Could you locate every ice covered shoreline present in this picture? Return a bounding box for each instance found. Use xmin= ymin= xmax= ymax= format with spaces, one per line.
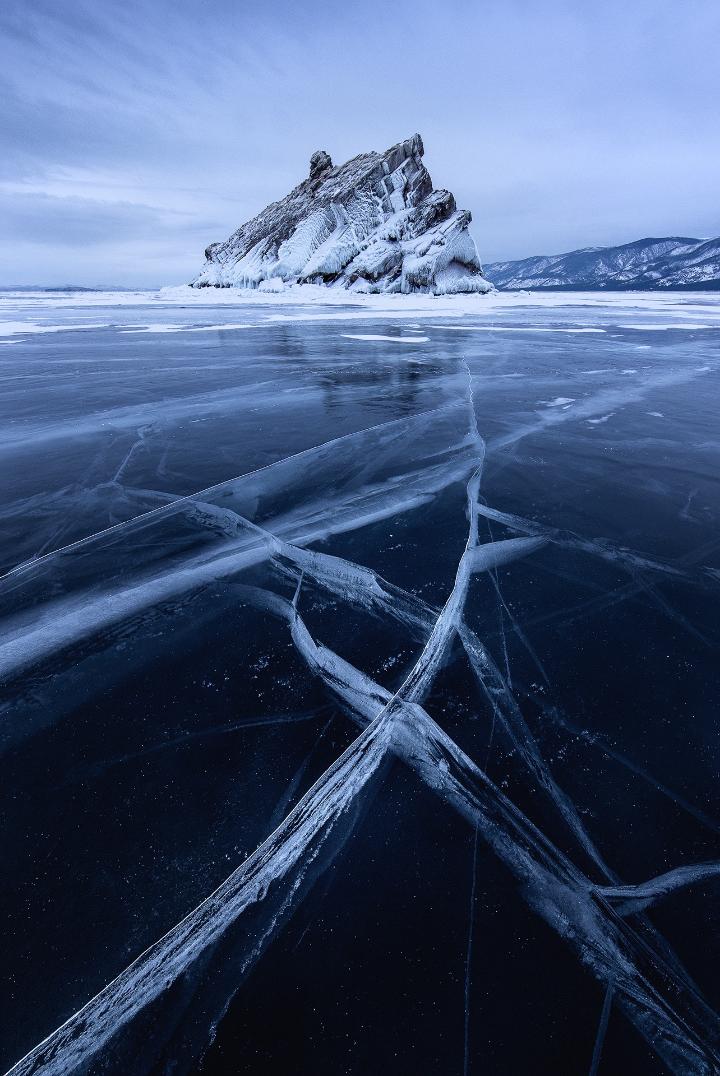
xmin=2 ymin=283 xmax=720 ymax=313
xmin=1 ymin=287 xmax=719 ymax=343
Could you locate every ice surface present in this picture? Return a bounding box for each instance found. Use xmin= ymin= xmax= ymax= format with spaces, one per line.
xmin=0 ymin=401 xmax=480 ymax=682
xmin=10 ymin=456 xmax=718 ymax=1075
xmin=2 ymin=290 xmax=720 ymax=1075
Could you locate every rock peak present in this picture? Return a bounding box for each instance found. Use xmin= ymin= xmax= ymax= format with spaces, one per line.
xmin=309 ymin=150 xmax=332 ymax=178
xmin=193 ymin=135 xmax=490 ymax=295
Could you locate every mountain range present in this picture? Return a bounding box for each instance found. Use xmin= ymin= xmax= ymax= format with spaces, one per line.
xmin=485 ymin=237 xmax=720 ymax=290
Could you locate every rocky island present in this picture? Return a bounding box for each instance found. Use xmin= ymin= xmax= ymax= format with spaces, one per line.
xmin=192 ymin=134 xmax=491 ymax=295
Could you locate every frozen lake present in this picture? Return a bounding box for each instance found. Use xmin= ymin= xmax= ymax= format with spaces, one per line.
xmin=2 ymin=288 xmax=720 ymax=1075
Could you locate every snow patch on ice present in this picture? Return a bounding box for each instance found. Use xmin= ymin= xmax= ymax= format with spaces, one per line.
xmin=428 ymin=325 xmax=606 ymax=333
xmin=120 ymin=323 xmax=255 ymax=334
xmin=341 ymin=333 xmax=429 ymax=343
xmin=618 ymin=323 xmax=716 ymax=330
xmin=0 ymin=321 xmax=109 ymax=337
xmin=587 ymin=413 xmax=615 ymax=425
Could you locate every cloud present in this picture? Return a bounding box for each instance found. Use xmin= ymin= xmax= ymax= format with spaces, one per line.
xmin=0 ymin=190 xmax=219 ymax=247
xmin=0 ymin=0 xmax=718 ymax=282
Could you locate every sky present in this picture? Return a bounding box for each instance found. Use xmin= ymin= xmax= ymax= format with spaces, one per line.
xmin=0 ymin=0 xmax=718 ymax=286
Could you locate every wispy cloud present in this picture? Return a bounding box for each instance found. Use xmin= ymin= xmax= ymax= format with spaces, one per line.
xmin=0 ymin=190 xmax=215 ymax=246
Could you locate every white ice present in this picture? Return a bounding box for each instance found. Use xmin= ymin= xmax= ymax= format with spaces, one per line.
xmin=340 ymin=333 xmax=430 ymax=343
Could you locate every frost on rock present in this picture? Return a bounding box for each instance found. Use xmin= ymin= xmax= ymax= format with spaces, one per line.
xmin=192 ymin=134 xmax=492 ymax=295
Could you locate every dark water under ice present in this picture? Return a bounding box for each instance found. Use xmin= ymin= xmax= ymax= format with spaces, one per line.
xmin=1 ymin=292 xmax=719 ymax=1075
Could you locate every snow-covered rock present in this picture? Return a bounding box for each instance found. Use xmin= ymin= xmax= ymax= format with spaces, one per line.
xmin=485 ymin=237 xmax=720 ymax=291
xmin=192 ymin=134 xmax=491 ymax=295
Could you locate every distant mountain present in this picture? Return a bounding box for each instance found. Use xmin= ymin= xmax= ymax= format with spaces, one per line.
xmin=0 ymin=284 xmax=142 ymax=293
xmin=485 ymin=237 xmax=720 ymax=291
xmin=193 ymin=135 xmax=491 ymax=294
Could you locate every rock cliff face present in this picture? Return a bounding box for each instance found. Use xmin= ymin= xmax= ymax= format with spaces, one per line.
xmin=485 ymin=237 xmax=720 ymax=291
xmin=192 ymin=134 xmax=491 ymax=294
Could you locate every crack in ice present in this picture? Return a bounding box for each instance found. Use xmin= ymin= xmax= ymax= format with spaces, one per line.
xmin=4 ymin=367 xmax=720 ymax=1076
